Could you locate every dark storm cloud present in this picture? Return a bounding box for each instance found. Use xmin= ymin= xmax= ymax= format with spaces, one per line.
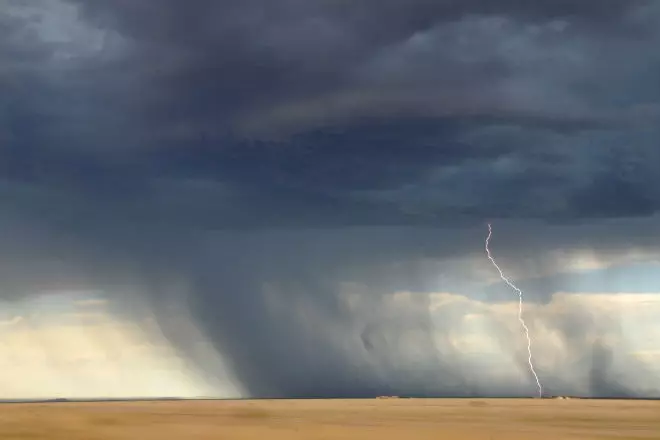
xmin=1 ymin=1 xmax=660 ymax=399
xmin=67 ymin=0 xmax=656 ymax=129
xmin=4 ymin=0 xmax=660 ymax=224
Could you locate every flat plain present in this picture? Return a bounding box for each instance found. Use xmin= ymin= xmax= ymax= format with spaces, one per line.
xmin=0 ymin=398 xmax=658 ymax=439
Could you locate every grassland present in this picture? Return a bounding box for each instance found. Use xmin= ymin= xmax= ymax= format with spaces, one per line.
xmin=0 ymin=398 xmax=658 ymax=439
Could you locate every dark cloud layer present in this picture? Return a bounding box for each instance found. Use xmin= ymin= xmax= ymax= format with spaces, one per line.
xmin=3 ymin=0 xmax=660 ymax=225
xmin=1 ymin=0 xmax=660 ymax=398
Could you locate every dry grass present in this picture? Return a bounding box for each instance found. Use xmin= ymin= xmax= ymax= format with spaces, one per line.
xmin=0 ymin=398 xmax=658 ymax=439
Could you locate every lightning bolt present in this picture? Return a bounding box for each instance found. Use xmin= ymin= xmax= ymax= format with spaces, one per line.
xmin=485 ymin=223 xmax=543 ymax=398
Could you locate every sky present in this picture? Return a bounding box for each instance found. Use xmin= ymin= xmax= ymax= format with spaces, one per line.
xmin=1 ymin=0 xmax=659 ymax=399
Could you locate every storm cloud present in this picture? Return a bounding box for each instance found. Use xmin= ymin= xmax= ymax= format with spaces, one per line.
xmin=1 ymin=0 xmax=659 ymax=398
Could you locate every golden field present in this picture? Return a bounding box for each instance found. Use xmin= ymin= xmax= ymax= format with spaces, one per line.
xmin=0 ymin=398 xmax=658 ymax=439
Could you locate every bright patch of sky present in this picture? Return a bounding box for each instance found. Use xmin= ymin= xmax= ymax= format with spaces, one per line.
xmin=0 ymin=290 xmax=244 ymax=399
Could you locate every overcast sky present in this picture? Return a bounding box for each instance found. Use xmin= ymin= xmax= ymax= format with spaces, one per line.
xmin=1 ymin=0 xmax=659 ymax=399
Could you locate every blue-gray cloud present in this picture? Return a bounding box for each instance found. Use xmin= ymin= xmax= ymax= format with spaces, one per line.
xmin=1 ymin=0 xmax=660 ymax=399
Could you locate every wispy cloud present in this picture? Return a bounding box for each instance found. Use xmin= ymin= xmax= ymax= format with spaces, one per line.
xmin=73 ymin=298 xmax=108 ymax=308
xmin=0 ymin=316 xmax=23 ymax=327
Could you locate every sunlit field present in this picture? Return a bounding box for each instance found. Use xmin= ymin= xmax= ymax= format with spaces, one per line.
xmin=0 ymin=398 xmax=658 ymax=439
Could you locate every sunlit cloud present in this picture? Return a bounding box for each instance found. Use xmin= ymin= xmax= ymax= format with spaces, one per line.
xmin=73 ymin=298 xmax=108 ymax=308
xmin=0 ymin=316 xmax=23 ymax=327
xmin=0 ymin=292 xmax=244 ymax=400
